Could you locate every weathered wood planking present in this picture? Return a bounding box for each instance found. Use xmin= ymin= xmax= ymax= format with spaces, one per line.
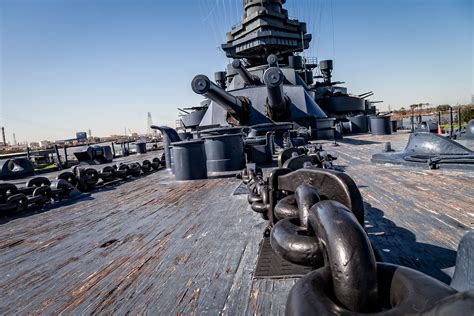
xmin=0 ymin=131 xmax=473 ymax=314
xmin=327 ymin=132 xmax=474 ymax=282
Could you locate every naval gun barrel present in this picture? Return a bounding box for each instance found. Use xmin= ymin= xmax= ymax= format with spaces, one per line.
xmin=192 ymin=75 xmax=242 ymax=115
xmin=264 ymin=67 xmax=287 ymax=115
xmin=359 ymin=91 xmax=374 ymax=99
xmin=232 ymin=59 xmax=256 ymax=85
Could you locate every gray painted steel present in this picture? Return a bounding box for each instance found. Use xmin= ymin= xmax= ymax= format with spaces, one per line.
xmin=152 ymin=126 xmax=181 ymax=170
xmin=465 ymin=120 xmax=474 ymax=139
xmin=312 ymin=118 xmax=336 ymax=140
xmin=177 ymin=132 xmax=192 ymax=141
xmin=222 ymin=0 xmax=310 ymax=65
xmin=317 ymin=96 xmax=365 ymax=114
xmin=198 ymin=85 xmax=328 ymax=127
xmin=135 ymin=143 xmax=146 ymax=154
xmin=180 ymin=109 xmax=207 ymax=129
xmin=169 ymin=146 xmax=174 ymax=174
xmin=348 ymin=115 xmax=369 ymax=134
xmin=371 ymin=132 xmax=474 ymax=170
xmin=370 ymin=116 xmax=392 ymax=135
xmin=391 ymin=121 xmax=398 ymax=133
xmin=0 ymin=158 xmax=35 ymax=180
xmin=171 ymin=140 xmax=207 ymax=180
xmin=245 ymin=133 xmax=274 ymax=165
xmin=204 ymin=134 xmax=245 ymax=172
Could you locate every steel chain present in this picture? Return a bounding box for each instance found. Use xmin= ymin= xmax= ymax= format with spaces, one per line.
xmin=0 ymin=157 xmax=164 ymax=216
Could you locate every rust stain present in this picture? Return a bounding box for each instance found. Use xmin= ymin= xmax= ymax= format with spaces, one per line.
xmin=177 ymin=277 xmax=194 ymax=305
xmin=71 ymin=257 xmax=130 ymax=299
xmin=157 ymin=180 xmax=226 ymax=207
xmin=174 ymin=253 xmax=192 ymax=265
xmin=188 ymin=288 xmax=201 ymax=311
xmin=0 ymin=239 xmax=25 ymax=249
xmin=37 ymin=233 xmax=72 ymax=251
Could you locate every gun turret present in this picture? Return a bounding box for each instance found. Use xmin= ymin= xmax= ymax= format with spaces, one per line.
xmin=191 ymin=75 xmax=250 ymax=125
xmin=263 ymin=67 xmax=289 ymax=120
xmin=231 ymin=59 xmax=258 ymax=86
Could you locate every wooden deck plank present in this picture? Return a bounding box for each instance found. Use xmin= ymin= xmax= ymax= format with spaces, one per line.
xmin=0 ymin=131 xmax=473 ymax=314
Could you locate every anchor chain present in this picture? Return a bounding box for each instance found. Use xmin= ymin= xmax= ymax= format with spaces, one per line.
xmin=0 ymin=157 xmax=164 ymax=216
xmin=269 ymin=188 xmax=473 ymax=314
xmin=240 ymin=145 xmax=363 ymax=228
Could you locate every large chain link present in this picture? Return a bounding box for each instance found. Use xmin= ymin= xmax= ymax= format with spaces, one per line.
xmin=238 ymin=143 xmax=473 ymax=314
xmin=283 ymin=198 xmax=472 ymax=314
xmin=0 ymin=156 xmax=164 ymax=216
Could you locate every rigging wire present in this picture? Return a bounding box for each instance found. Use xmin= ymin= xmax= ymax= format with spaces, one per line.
xmin=199 ymin=0 xmax=220 ymax=54
xmin=330 ymin=0 xmax=336 ymax=63
xmin=316 ymin=0 xmax=326 ymax=61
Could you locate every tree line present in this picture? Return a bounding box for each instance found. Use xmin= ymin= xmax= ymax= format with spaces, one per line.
xmin=393 ymin=103 xmax=473 ymax=124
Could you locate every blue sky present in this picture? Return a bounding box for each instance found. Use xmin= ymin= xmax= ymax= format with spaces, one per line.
xmin=0 ymin=0 xmax=472 ymax=142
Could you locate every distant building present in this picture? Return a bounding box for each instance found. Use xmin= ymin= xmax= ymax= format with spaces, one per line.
xmin=29 ymin=142 xmax=40 ymax=148
xmin=39 ymin=140 xmax=53 ymax=148
xmin=76 ymin=132 xmax=87 ymax=142
xmin=471 ymin=94 xmax=474 ymax=105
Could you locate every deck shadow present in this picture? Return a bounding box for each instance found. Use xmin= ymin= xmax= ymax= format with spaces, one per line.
xmin=337 ymin=138 xmax=382 ymax=146
xmin=364 ymin=202 xmax=457 ymax=284
xmin=333 ymin=165 xmax=348 ymax=172
xmin=208 ymin=173 xmax=238 ymax=180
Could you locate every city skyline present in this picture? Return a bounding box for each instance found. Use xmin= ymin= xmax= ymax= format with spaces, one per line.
xmin=1 ymin=0 xmax=473 ymax=143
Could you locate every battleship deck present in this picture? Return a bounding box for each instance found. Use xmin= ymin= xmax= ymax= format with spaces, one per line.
xmin=1 ymin=132 xmax=473 ymax=314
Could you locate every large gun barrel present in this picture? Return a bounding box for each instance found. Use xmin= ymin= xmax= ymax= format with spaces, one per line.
xmin=358 ymin=91 xmax=374 ymax=99
xmin=232 ymin=59 xmax=255 ymax=85
xmin=263 ymin=67 xmax=287 ymax=115
xmin=191 ymin=75 xmax=242 ymax=116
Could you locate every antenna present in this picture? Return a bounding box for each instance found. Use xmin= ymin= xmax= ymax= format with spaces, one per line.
xmin=147 ymin=112 xmax=154 ymax=137
xmin=1 ymin=127 xmax=6 ymax=146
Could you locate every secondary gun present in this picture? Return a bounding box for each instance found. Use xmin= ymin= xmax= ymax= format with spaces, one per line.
xmin=231 ymin=59 xmax=260 ymax=86
xmin=191 ymin=75 xmax=250 ymax=125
